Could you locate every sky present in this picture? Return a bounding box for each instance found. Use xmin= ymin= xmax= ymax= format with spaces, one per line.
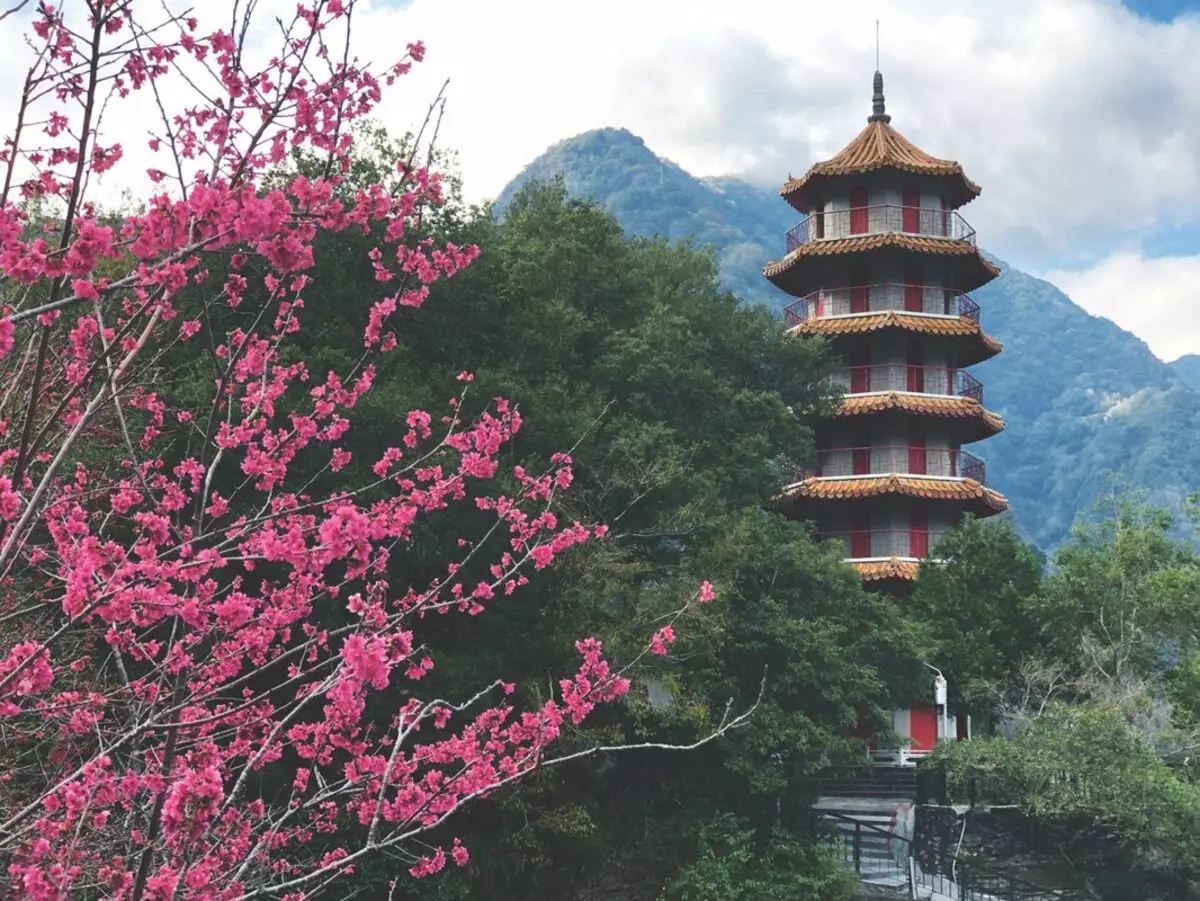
xmin=6 ymin=0 xmax=1200 ymax=362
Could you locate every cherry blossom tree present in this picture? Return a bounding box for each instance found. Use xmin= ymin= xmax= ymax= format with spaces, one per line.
xmin=0 ymin=2 xmax=750 ymax=898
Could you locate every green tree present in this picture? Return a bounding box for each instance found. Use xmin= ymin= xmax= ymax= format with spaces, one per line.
xmin=1027 ymin=489 xmax=1200 ymax=698
xmin=909 ymin=515 xmax=1044 ymax=707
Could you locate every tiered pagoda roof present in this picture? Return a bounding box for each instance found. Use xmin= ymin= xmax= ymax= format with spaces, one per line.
xmin=789 ymin=311 xmax=1002 ymax=367
xmin=837 ymin=393 xmax=1005 ymax=442
xmin=765 ymin=234 xmax=1000 ymax=296
xmin=777 ymin=474 xmax=1008 ymax=518
xmin=780 ymin=121 xmax=981 ymax=213
xmin=779 ymin=72 xmax=981 ymax=214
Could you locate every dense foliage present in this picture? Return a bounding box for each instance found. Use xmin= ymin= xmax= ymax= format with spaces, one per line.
xmin=925 ymin=493 xmax=1200 ymax=895
xmin=0 ymin=7 xmax=739 ymax=900
xmin=216 ymin=158 xmax=921 ymax=898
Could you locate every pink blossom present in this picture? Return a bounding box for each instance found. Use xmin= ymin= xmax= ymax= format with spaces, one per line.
xmin=650 ymin=625 xmax=676 ymax=656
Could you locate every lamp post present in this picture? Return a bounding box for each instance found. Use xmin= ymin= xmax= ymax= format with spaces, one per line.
xmin=923 ymin=663 xmax=948 ymax=743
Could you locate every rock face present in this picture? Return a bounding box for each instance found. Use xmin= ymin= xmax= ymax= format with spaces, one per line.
xmin=852 ymin=885 xmax=907 ymax=899
xmin=498 ymin=128 xmax=1200 ymax=551
xmin=951 ymin=809 xmax=1197 ymax=901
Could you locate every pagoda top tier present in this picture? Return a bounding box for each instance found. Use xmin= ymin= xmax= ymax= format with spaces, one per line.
xmin=780 ymin=72 xmax=981 ymax=214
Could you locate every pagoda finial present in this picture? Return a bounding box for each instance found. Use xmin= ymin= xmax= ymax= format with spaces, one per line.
xmin=869 ymin=70 xmax=891 ymax=124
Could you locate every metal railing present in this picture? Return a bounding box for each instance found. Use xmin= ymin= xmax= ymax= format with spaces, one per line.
xmin=817 ymin=528 xmax=947 ymax=560
xmin=815 ymin=809 xmax=1078 ymax=901
xmin=812 ymin=444 xmax=986 ymax=484
xmin=783 ymin=283 xmax=981 ymax=326
xmin=785 ymin=203 xmax=977 ymax=252
xmin=829 ymin=363 xmax=984 ymax=402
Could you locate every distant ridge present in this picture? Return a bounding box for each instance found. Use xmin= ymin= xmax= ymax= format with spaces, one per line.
xmin=498 ymin=128 xmax=1200 ymax=550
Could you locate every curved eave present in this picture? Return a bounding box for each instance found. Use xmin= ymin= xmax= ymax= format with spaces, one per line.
xmin=852 ymin=557 xmax=922 ymax=584
xmin=835 ymin=392 xmax=1005 ymax=443
xmin=788 ymin=312 xmax=1002 ymax=366
xmin=764 ymin=233 xmax=1000 ymax=296
xmin=777 ymin=474 xmax=1009 ymax=517
xmin=782 ymin=167 xmax=981 ymax=215
xmin=779 ymin=119 xmax=982 ymax=214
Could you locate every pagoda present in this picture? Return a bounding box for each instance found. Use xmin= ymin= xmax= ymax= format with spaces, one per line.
xmin=766 ymin=71 xmax=1007 ymax=764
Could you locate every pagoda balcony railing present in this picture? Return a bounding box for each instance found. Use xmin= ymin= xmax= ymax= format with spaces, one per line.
xmin=818 ymin=528 xmax=947 ymax=560
xmin=783 ymin=284 xmax=980 ymax=327
xmin=812 ymin=445 xmax=986 ymax=484
xmin=785 ymin=203 xmax=976 ymax=253
xmin=829 ymin=364 xmax=984 ymax=403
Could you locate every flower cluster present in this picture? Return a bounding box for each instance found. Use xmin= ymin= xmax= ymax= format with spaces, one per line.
xmin=0 ymin=3 xmax=722 ymax=899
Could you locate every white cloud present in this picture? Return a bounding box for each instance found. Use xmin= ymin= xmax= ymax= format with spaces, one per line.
xmin=1043 ymin=253 xmax=1200 ymax=362
xmin=6 ymin=1 xmax=1200 ymax=357
xmin=354 ymin=0 xmax=1200 ymax=264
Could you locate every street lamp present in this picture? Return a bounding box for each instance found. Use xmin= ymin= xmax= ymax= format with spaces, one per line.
xmin=923 ymin=662 xmax=948 ymax=743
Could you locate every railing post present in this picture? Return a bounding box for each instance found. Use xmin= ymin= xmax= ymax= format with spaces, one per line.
xmin=853 ymin=822 xmax=862 ymax=872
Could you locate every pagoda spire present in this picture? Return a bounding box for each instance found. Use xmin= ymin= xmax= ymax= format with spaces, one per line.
xmin=868 ymin=70 xmax=891 ymax=124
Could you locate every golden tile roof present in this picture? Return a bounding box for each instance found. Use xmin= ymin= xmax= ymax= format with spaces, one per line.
xmin=836 ymin=391 xmax=1005 ymax=435
xmin=765 ymin=232 xmax=994 ymax=274
xmin=783 ymin=473 xmax=1008 ymax=513
xmin=781 ymin=119 xmax=981 ymax=213
xmin=764 ymin=234 xmax=1000 ymax=295
xmin=853 ymin=557 xmax=921 ymax=583
xmin=789 ymin=311 xmax=1002 ymax=365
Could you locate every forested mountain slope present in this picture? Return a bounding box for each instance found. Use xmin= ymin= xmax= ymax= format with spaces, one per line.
xmin=499 ymin=128 xmax=1200 ymax=549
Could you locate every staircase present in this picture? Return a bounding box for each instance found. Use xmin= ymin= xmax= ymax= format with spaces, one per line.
xmin=819 ymin=766 xmax=917 ymax=801
xmin=811 ymin=766 xmax=1077 ymax=901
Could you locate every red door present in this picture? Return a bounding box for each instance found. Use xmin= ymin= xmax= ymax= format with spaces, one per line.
xmin=815 ymin=288 xmax=824 ymax=318
xmin=852 ymin=424 xmax=870 ymax=475
xmin=910 ymin=706 xmax=938 ymax=752
xmin=906 ymin=340 xmax=924 ymax=392
xmin=904 ymin=263 xmax=922 ymax=312
xmin=910 ymin=508 xmax=929 ymax=558
xmin=902 ymin=185 xmax=920 ymax=233
xmin=850 ymin=266 xmax=869 ymax=314
xmin=848 ymin=340 xmax=870 ymax=393
xmin=908 ymin=432 xmax=926 ymax=475
xmin=849 ymin=186 xmax=869 ymax=235
xmin=851 ymin=718 xmax=877 ymax=752
xmin=851 ymin=510 xmax=871 ymax=558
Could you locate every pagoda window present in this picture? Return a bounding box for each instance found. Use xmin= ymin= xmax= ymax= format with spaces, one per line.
xmin=852 ymin=423 xmax=871 ymax=475
xmin=909 ymin=508 xmax=929 ymax=558
xmin=848 ymin=339 xmax=870 ymax=393
xmin=908 ymin=428 xmax=927 ymax=475
xmin=902 ymin=185 xmax=921 ymax=233
xmin=850 ymin=265 xmax=869 ymax=314
xmin=851 ymin=509 xmax=871 ymax=558
xmin=940 ymin=196 xmax=950 ymax=237
xmin=815 ymin=204 xmax=825 ymax=239
xmin=849 ymin=186 xmax=869 ymax=235
xmin=904 ymin=263 xmax=923 ymax=312
xmin=906 ymin=339 xmax=924 ymax=392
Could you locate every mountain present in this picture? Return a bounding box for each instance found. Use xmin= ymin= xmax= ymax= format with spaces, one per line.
xmin=1170 ymin=354 xmax=1200 ymax=391
xmin=497 ymin=128 xmax=1200 ymax=551
xmin=495 ymin=128 xmax=791 ymax=306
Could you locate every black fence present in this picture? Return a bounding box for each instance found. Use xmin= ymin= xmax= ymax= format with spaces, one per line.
xmin=813 ymin=809 xmax=1080 ymax=901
